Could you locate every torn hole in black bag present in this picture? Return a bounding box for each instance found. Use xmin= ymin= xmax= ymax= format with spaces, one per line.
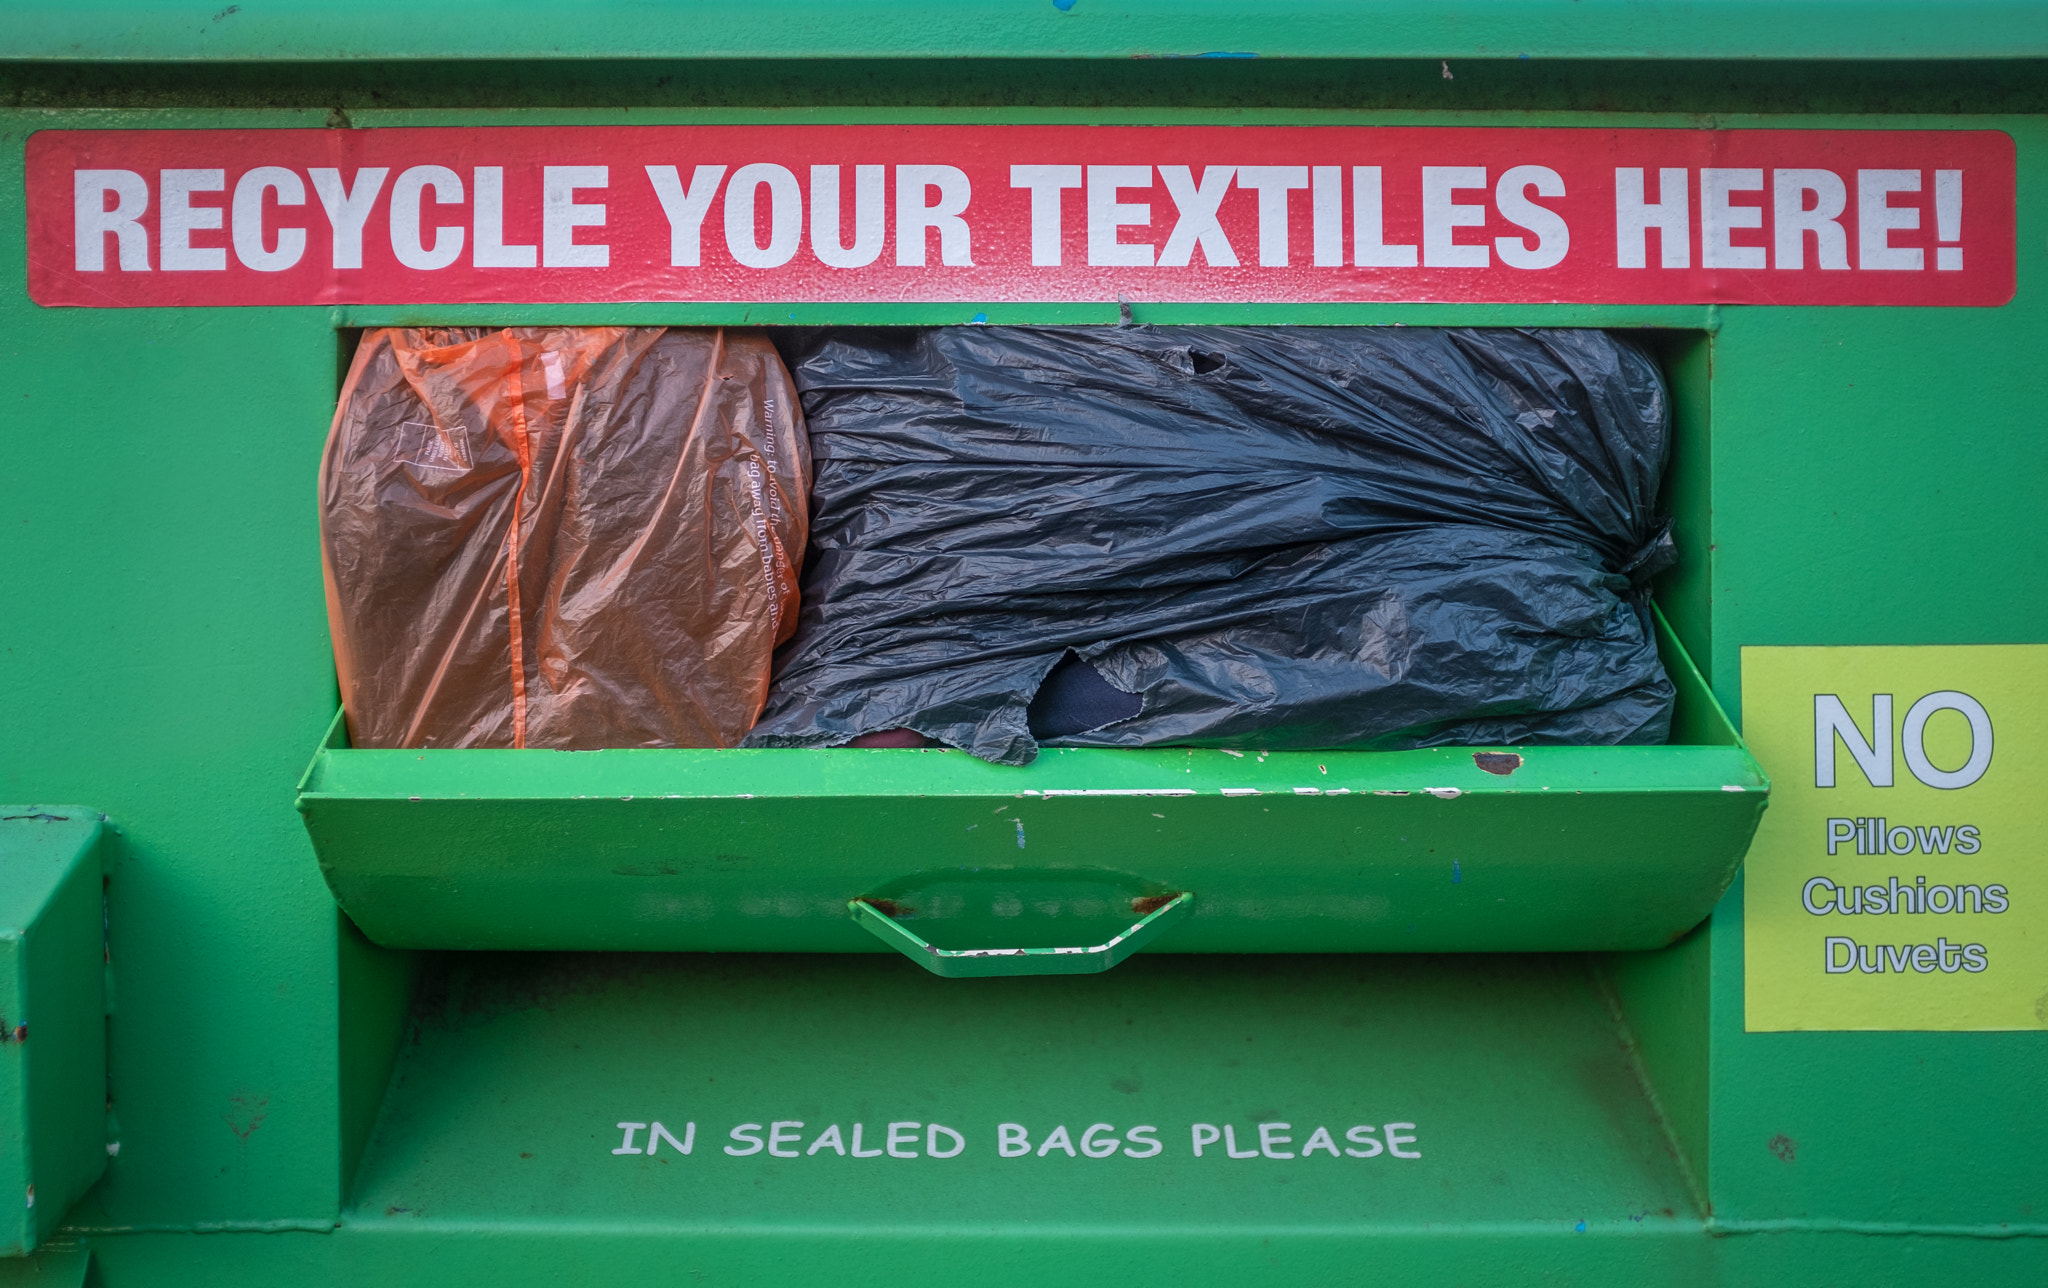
xmin=1158 ymin=346 xmax=1230 ymax=377
xmin=1027 ymin=651 xmax=1145 ymax=740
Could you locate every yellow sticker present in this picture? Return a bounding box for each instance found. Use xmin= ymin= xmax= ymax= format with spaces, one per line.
xmin=1743 ymin=644 xmax=2047 ymax=1031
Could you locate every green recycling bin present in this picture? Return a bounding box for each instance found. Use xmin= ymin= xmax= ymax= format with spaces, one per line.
xmin=1 ymin=4 xmax=2043 ymax=1285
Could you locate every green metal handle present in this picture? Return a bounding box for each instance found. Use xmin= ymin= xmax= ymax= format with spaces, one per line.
xmin=849 ymin=892 xmax=1194 ymax=978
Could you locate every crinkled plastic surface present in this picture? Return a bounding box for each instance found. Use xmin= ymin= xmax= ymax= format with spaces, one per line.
xmin=322 ymin=326 xmax=807 ymax=749
xmin=746 ymin=325 xmax=1674 ymax=766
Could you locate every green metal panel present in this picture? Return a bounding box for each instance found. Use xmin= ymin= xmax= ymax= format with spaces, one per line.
xmin=334 ymin=914 xmax=416 ymax=1198
xmin=58 ymin=950 xmax=2048 ymax=1286
xmin=1603 ymin=923 xmax=1713 ymax=1206
xmin=1700 ymin=295 xmax=2048 ymax=1232
xmin=5 ymin=0 xmax=2048 ymax=64
xmin=0 ymin=811 xmax=105 ymax=1256
xmin=1 ymin=12 xmax=2045 ymax=1280
xmin=0 ymin=215 xmax=354 ymax=1230
xmin=343 ymin=953 xmax=1715 ymax=1278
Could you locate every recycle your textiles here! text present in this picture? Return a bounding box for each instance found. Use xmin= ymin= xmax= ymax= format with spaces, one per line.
xmin=28 ymin=125 xmax=2015 ymax=308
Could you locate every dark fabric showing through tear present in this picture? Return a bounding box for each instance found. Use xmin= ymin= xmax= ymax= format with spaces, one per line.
xmin=1028 ymin=652 xmax=1147 ymax=740
xmin=746 ymin=325 xmax=1675 ymax=766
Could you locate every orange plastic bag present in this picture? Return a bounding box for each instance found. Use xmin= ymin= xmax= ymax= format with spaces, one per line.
xmin=321 ymin=327 xmax=808 ymax=749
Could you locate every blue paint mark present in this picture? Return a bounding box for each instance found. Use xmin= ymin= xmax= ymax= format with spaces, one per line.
xmin=1053 ymin=0 xmax=1076 ymax=10
xmin=1519 ymin=52 xmax=1531 ymax=59
xmin=970 ymin=312 xmax=988 ymax=324
xmin=1015 ymin=818 xmax=1027 ymax=849
xmin=1452 ymin=860 xmax=1461 ymax=884
xmin=1574 ymin=1220 xmax=1587 ymax=1233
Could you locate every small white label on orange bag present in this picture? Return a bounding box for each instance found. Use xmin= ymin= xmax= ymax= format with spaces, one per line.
xmin=394 ymin=419 xmax=471 ymax=473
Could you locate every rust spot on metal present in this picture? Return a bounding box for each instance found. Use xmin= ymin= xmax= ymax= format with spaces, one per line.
xmin=10 ymin=1025 xmax=23 ymax=1043
xmin=225 ymin=1092 xmax=270 ymax=1141
xmin=1473 ymin=752 xmax=1523 ymax=776
xmin=1664 ymin=920 xmax=1703 ymax=947
xmin=864 ymin=898 xmax=914 ymax=918
xmin=1131 ymin=893 xmax=1181 ymax=916
xmin=1768 ymin=1133 xmax=1798 ymax=1163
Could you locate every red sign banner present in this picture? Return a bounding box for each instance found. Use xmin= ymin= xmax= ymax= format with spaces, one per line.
xmin=28 ymin=125 xmax=2015 ymax=309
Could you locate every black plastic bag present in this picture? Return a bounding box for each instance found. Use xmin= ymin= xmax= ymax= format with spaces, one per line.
xmin=745 ymin=325 xmax=1675 ymax=766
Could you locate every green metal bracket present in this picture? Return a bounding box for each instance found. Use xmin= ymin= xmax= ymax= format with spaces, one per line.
xmin=0 ymin=810 xmax=106 ymax=1258
xmin=849 ymin=892 xmax=1194 ymax=978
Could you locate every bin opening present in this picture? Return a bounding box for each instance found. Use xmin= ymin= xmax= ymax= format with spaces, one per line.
xmin=323 ymin=323 xmax=1684 ymax=764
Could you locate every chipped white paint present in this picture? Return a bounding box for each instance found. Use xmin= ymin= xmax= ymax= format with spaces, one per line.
xmin=1425 ymin=787 xmax=1463 ymax=799
xmin=1039 ymin=788 xmax=1198 ymax=797
xmin=939 ymin=897 xmax=1184 ymax=959
xmin=1293 ymin=787 xmax=1321 ymax=796
xmin=1220 ymin=787 xmax=1260 ymax=797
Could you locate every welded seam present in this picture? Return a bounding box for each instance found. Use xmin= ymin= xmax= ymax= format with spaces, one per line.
xmin=314 ymin=1216 xmax=2047 ymax=1239
xmin=63 ymin=1216 xmax=2048 ymax=1240
xmin=60 ymin=1220 xmax=338 ymax=1235
xmin=1706 ymin=1218 xmax=2048 ymax=1240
